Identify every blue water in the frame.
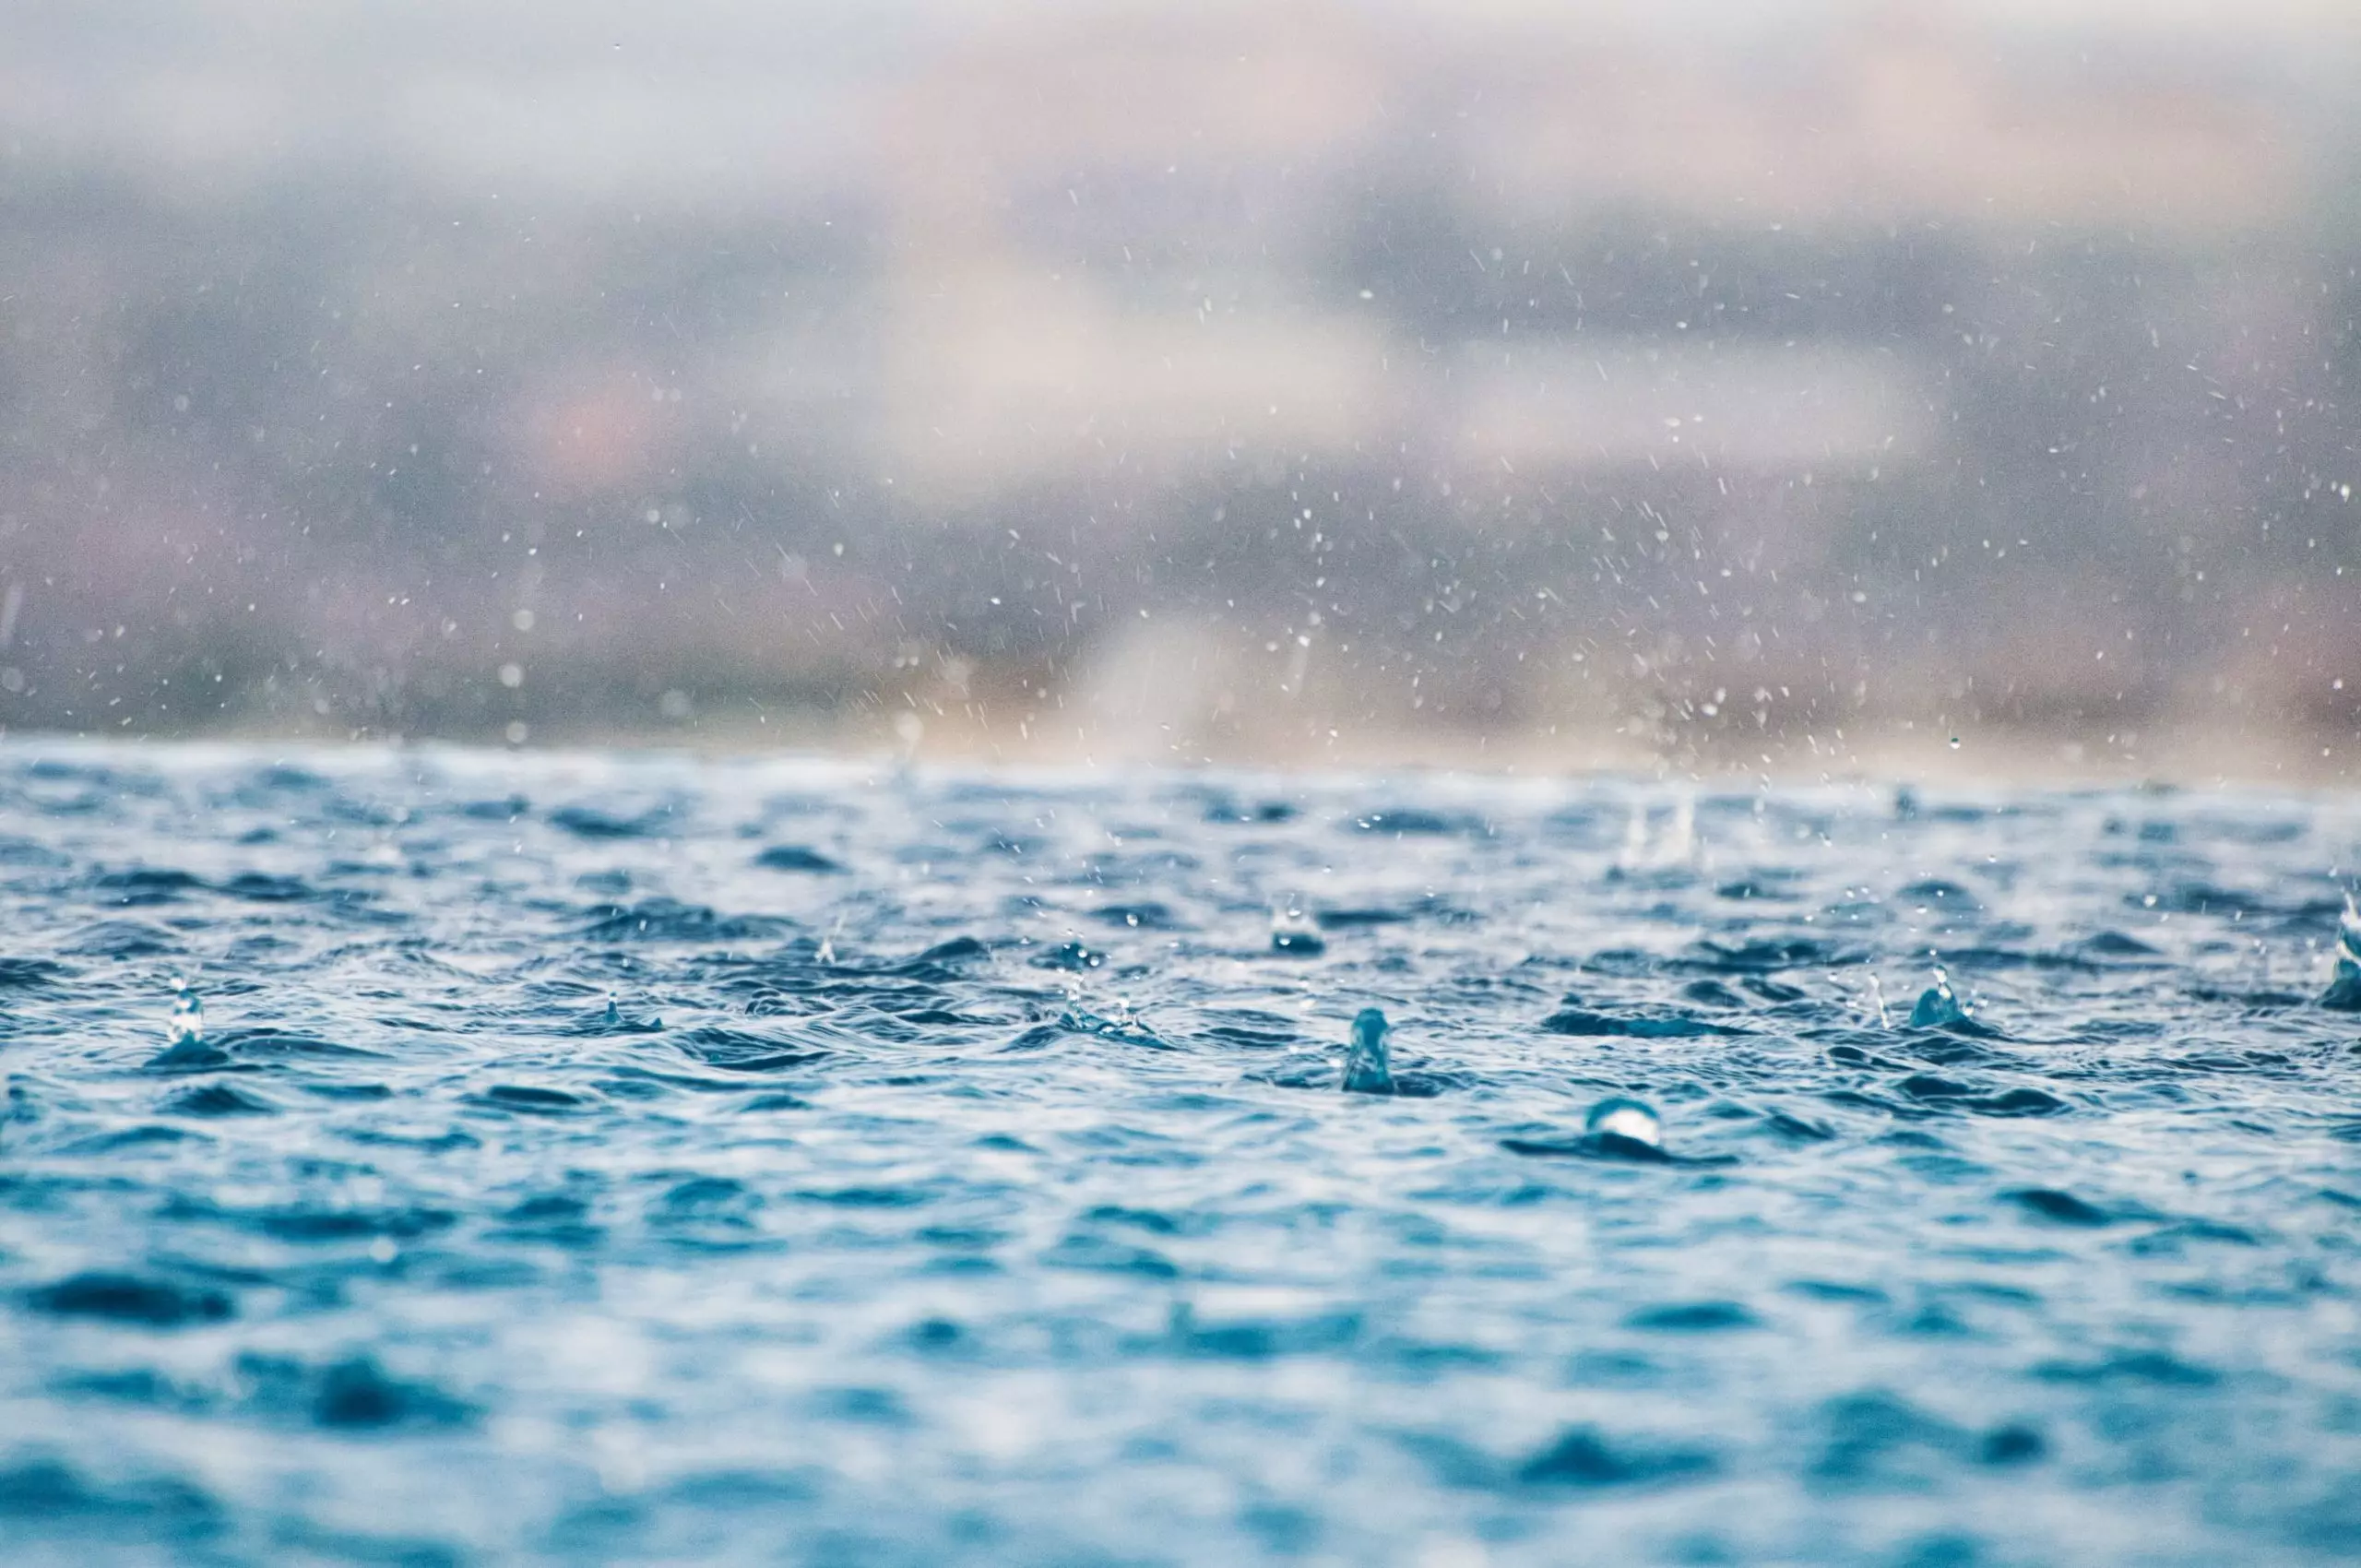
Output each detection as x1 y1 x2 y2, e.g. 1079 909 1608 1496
3 745 2359 1566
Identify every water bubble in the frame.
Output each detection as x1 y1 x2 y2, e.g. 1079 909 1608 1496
1584 1096 1662 1148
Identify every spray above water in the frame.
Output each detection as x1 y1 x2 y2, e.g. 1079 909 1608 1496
1615 793 1700 873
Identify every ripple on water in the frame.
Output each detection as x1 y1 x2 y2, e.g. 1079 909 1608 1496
27 1273 234 1328
0 750 2354 1564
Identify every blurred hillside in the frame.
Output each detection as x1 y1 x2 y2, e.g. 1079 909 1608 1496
3 0 2359 778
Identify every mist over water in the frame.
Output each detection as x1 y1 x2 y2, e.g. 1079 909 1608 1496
1 2 2358 774
1 744 2358 1563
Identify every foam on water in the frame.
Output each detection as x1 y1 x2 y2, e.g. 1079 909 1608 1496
1 744 2359 1565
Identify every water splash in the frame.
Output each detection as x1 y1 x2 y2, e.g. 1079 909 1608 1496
1583 1096 1663 1150
148 975 222 1069
1862 971 1892 1028
1616 792 1700 873
168 977 203 1049
1059 989 1162 1046
1618 802 1650 868
1664 791 1697 865
1908 964 1973 1029
1340 1008 1394 1095
1271 905 1324 956
2323 897 2361 1010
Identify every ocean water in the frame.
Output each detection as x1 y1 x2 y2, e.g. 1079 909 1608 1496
2 744 2358 1566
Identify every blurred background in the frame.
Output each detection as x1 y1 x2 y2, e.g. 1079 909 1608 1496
3 0 2358 778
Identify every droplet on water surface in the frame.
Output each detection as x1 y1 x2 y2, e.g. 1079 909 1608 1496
1583 1096 1662 1149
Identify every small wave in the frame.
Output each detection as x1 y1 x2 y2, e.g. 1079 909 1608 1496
754 844 845 873
26 1272 233 1328
579 899 796 944
673 1025 832 1073
550 803 679 839
1540 1007 1742 1039
1514 1426 1720 1490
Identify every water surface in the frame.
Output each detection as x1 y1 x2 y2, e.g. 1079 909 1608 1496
2 745 2358 1565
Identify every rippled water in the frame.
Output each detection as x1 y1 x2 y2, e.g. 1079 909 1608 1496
4 744 2359 1566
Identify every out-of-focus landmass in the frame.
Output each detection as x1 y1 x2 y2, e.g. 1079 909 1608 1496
3 0 2358 780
